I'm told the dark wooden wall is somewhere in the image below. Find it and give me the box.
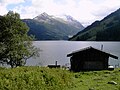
[70,49,109,71]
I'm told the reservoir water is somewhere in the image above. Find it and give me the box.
[26,41,120,68]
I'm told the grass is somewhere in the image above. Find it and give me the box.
[0,67,120,90]
[71,69,120,90]
[0,66,75,90]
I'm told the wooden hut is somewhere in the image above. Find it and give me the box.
[67,46,118,72]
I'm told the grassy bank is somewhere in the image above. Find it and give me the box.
[0,67,75,90]
[0,67,120,90]
[72,69,120,90]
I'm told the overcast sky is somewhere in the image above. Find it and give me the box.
[0,0,120,26]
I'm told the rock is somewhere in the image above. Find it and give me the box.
[89,88,94,90]
[75,74,80,78]
[108,66,114,70]
[108,81,117,85]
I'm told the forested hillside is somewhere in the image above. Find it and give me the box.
[69,8,120,41]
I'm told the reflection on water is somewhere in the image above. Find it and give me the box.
[26,41,120,68]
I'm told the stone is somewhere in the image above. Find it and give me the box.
[108,81,117,85]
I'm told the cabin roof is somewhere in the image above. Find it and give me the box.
[67,46,118,59]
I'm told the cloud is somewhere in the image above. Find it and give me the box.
[0,0,120,26]
[0,0,25,15]
[92,0,120,20]
[0,0,25,5]
[0,4,7,15]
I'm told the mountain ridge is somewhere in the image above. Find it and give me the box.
[23,13,84,40]
[69,8,120,41]
[33,13,84,29]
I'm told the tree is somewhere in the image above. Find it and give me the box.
[0,11,39,68]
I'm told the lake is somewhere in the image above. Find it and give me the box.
[26,41,120,68]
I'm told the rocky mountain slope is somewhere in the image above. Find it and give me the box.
[23,13,84,40]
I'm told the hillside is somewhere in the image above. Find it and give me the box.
[0,66,120,90]
[23,13,84,40]
[69,8,120,41]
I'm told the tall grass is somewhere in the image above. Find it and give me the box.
[0,67,120,90]
[0,66,75,90]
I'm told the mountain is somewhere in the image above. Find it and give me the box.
[69,8,120,41]
[56,14,84,28]
[23,13,84,40]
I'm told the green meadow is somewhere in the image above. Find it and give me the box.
[0,66,120,90]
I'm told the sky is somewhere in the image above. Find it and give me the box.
[0,0,120,26]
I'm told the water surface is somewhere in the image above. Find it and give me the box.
[26,41,120,68]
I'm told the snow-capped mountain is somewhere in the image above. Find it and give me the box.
[33,12,53,23]
[23,12,84,40]
[58,14,84,28]
[34,13,84,29]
